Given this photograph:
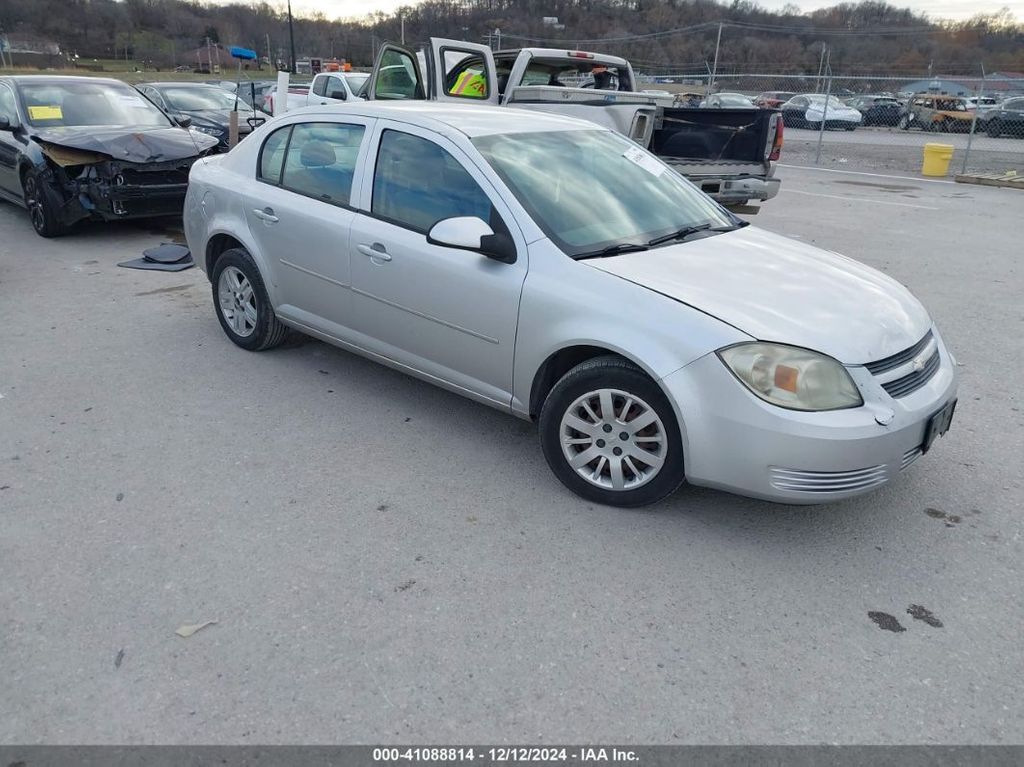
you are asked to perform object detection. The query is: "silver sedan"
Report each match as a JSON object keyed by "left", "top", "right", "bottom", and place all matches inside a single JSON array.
[{"left": 183, "top": 102, "right": 957, "bottom": 506}]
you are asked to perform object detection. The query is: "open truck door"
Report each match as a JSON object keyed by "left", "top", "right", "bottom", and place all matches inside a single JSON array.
[
  {"left": 367, "top": 39, "right": 498, "bottom": 105},
  {"left": 426, "top": 38, "right": 499, "bottom": 106},
  {"left": 367, "top": 43, "right": 427, "bottom": 101}
]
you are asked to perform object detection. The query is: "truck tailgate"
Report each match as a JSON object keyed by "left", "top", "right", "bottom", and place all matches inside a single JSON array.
[{"left": 652, "top": 107, "right": 777, "bottom": 164}]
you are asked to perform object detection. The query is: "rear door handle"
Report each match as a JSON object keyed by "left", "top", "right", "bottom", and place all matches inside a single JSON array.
[
  {"left": 357, "top": 242, "right": 391, "bottom": 262},
  {"left": 252, "top": 207, "right": 278, "bottom": 223}
]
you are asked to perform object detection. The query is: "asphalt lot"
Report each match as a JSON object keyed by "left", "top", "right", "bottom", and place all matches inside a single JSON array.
[{"left": 1, "top": 165, "right": 1022, "bottom": 744}]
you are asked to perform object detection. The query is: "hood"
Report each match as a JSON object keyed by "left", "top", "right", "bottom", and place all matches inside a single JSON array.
[
  {"left": 32, "top": 125, "right": 218, "bottom": 163},
  {"left": 181, "top": 108, "right": 269, "bottom": 133},
  {"left": 584, "top": 226, "right": 931, "bottom": 364},
  {"left": 807, "top": 104, "right": 861, "bottom": 120}
]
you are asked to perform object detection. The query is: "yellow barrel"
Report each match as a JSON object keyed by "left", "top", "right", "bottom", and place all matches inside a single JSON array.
[{"left": 922, "top": 143, "right": 954, "bottom": 177}]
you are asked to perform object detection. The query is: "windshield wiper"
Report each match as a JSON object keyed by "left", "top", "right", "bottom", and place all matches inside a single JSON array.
[
  {"left": 646, "top": 221, "right": 748, "bottom": 247},
  {"left": 573, "top": 242, "right": 649, "bottom": 260}
]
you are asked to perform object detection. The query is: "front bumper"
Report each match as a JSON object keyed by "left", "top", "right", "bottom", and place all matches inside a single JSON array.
[
  {"left": 84, "top": 182, "right": 189, "bottom": 220},
  {"left": 51, "top": 158, "right": 198, "bottom": 224},
  {"left": 661, "top": 327, "right": 958, "bottom": 504}
]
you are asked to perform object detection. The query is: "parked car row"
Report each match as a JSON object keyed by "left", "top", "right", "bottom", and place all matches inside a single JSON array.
[{"left": 0, "top": 75, "right": 218, "bottom": 236}]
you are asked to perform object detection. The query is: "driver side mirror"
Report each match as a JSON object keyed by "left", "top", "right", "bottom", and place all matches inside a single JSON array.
[
  {"left": 175, "top": 115, "right": 192, "bottom": 128},
  {"left": 0, "top": 116, "right": 14, "bottom": 131},
  {"left": 427, "top": 216, "right": 517, "bottom": 264}
]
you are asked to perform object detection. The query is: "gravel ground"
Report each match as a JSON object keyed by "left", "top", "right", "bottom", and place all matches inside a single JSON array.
[{"left": 782, "top": 127, "right": 1024, "bottom": 176}]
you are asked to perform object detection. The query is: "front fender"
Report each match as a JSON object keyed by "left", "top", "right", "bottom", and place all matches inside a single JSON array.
[{"left": 511, "top": 239, "right": 750, "bottom": 414}]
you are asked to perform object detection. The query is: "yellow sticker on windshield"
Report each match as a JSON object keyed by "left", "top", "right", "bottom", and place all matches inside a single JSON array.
[{"left": 28, "top": 105, "right": 63, "bottom": 120}]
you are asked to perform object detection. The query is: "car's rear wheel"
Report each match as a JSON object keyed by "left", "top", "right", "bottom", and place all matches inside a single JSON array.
[
  {"left": 898, "top": 115, "right": 911, "bottom": 130},
  {"left": 211, "top": 247, "right": 288, "bottom": 351},
  {"left": 22, "top": 168, "right": 67, "bottom": 238},
  {"left": 539, "top": 356, "right": 685, "bottom": 507}
]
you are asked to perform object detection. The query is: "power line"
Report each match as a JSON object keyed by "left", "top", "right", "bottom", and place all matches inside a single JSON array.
[{"left": 501, "top": 19, "right": 991, "bottom": 46}]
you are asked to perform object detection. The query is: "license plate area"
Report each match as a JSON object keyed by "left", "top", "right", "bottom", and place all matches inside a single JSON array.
[{"left": 922, "top": 399, "right": 956, "bottom": 454}]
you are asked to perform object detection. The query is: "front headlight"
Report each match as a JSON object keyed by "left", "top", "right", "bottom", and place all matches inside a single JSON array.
[
  {"left": 192, "top": 125, "right": 223, "bottom": 137},
  {"left": 718, "top": 342, "right": 863, "bottom": 411}
]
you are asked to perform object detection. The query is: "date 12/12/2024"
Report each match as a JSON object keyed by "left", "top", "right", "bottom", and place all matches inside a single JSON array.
[{"left": 372, "top": 747, "right": 640, "bottom": 763}]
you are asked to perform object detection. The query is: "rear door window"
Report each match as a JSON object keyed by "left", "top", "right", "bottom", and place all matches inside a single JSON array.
[
  {"left": 280, "top": 122, "right": 365, "bottom": 207},
  {"left": 258, "top": 126, "right": 291, "bottom": 183}
]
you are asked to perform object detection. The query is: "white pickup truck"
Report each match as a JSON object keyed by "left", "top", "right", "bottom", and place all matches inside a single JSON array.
[
  {"left": 363, "top": 38, "right": 784, "bottom": 209},
  {"left": 266, "top": 71, "right": 371, "bottom": 113}
]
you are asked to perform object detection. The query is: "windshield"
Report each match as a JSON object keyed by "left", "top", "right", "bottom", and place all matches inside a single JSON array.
[
  {"left": 344, "top": 73, "right": 369, "bottom": 90},
  {"left": 474, "top": 129, "right": 733, "bottom": 258},
  {"left": 158, "top": 86, "right": 243, "bottom": 111},
  {"left": 18, "top": 80, "right": 172, "bottom": 128},
  {"left": 718, "top": 94, "right": 752, "bottom": 106}
]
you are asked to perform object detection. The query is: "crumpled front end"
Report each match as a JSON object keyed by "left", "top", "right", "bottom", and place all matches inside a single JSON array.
[{"left": 38, "top": 142, "right": 205, "bottom": 225}]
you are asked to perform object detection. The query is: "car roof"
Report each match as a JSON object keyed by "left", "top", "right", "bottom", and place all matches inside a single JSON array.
[
  {"left": 286, "top": 101, "right": 601, "bottom": 137},
  {"left": 1, "top": 75, "right": 130, "bottom": 87},
  {"left": 143, "top": 82, "right": 223, "bottom": 88}
]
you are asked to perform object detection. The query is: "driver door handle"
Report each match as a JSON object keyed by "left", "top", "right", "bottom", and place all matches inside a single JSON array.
[
  {"left": 357, "top": 242, "right": 391, "bottom": 262},
  {"left": 252, "top": 207, "right": 278, "bottom": 223}
]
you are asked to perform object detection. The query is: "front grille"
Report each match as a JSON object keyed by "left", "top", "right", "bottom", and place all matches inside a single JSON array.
[
  {"left": 881, "top": 351, "right": 941, "bottom": 398},
  {"left": 864, "top": 331, "right": 941, "bottom": 399},
  {"left": 901, "top": 447, "right": 923, "bottom": 471},
  {"left": 118, "top": 166, "right": 191, "bottom": 186},
  {"left": 769, "top": 465, "right": 888, "bottom": 493},
  {"left": 865, "top": 331, "right": 933, "bottom": 375}
]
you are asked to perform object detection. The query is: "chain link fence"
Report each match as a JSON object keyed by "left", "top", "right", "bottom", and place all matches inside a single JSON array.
[{"left": 637, "top": 71, "right": 1024, "bottom": 178}]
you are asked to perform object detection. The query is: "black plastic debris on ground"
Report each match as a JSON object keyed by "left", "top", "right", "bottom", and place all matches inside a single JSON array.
[{"left": 118, "top": 243, "right": 193, "bottom": 272}]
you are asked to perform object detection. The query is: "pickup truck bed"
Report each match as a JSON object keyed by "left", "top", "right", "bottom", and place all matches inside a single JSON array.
[{"left": 652, "top": 108, "right": 782, "bottom": 205}]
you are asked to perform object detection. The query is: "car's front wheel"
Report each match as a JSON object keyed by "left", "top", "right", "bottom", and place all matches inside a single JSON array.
[
  {"left": 211, "top": 247, "right": 289, "bottom": 351},
  {"left": 22, "top": 168, "right": 68, "bottom": 238},
  {"left": 986, "top": 120, "right": 1002, "bottom": 138},
  {"left": 539, "top": 356, "right": 685, "bottom": 507}
]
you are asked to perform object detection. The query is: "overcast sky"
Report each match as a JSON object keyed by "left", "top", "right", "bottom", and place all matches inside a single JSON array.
[{"left": 271, "top": 0, "right": 1022, "bottom": 22}]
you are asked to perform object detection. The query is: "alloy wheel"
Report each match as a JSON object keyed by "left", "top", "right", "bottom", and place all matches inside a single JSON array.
[
  {"left": 559, "top": 388, "right": 667, "bottom": 492},
  {"left": 24, "top": 176, "right": 45, "bottom": 233},
  {"left": 217, "top": 265, "right": 257, "bottom": 338}
]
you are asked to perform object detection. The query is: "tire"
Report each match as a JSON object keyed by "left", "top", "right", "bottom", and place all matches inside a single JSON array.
[
  {"left": 22, "top": 167, "right": 68, "bottom": 238},
  {"left": 808, "top": 121, "right": 822, "bottom": 131},
  {"left": 845, "top": 124, "right": 856, "bottom": 131},
  {"left": 539, "top": 356, "right": 685, "bottom": 507},
  {"left": 986, "top": 120, "right": 1001, "bottom": 138},
  {"left": 898, "top": 115, "right": 910, "bottom": 131},
  {"left": 210, "top": 247, "right": 288, "bottom": 351}
]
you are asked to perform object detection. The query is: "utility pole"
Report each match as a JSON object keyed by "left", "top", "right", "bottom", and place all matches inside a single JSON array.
[
  {"left": 287, "top": 0, "right": 297, "bottom": 74},
  {"left": 266, "top": 33, "right": 272, "bottom": 70},
  {"left": 816, "top": 42, "right": 826, "bottom": 91},
  {"left": 494, "top": 28, "right": 501, "bottom": 51},
  {"left": 401, "top": 14, "right": 405, "bottom": 45},
  {"left": 709, "top": 22, "right": 723, "bottom": 94}
]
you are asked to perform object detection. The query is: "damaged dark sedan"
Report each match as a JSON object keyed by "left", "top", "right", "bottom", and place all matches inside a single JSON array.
[{"left": 0, "top": 76, "right": 218, "bottom": 237}]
